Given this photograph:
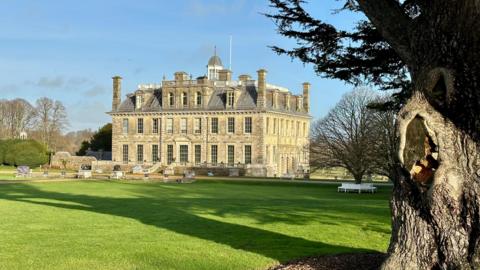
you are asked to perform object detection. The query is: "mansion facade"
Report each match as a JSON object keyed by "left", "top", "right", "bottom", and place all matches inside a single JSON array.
[{"left": 109, "top": 55, "right": 311, "bottom": 177}]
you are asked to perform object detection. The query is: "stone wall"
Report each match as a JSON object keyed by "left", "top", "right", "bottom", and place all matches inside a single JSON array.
[{"left": 51, "top": 152, "right": 97, "bottom": 170}]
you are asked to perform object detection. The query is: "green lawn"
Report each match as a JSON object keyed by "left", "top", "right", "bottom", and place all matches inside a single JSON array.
[{"left": 0, "top": 180, "right": 392, "bottom": 270}]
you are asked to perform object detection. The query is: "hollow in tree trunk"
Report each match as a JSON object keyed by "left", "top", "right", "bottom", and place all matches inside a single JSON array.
[{"left": 383, "top": 75, "right": 480, "bottom": 269}]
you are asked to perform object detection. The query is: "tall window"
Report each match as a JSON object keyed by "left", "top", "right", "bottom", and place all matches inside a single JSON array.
[
  {"left": 182, "top": 92, "right": 188, "bottom": 107},
  {"left": 211, "top": 118, "right": 218, "bottom": 134},
  {"left": 137, "top": 118, "right": 144, "bottom": 134},
  {"left": 137, "top": 144, "right": 143, "bottom": 163},
  {"left": 196, "top": 91, "right": 202, "bottom": 106},
  {"left": 122, "top": 145, "right": 128, "bottom": 164},
  {"left": 180, "top": 118, "right": 187, "bottom": 134},
  {"left": 122, "top": 119, "right": 129, "bottom": 134},
  {"left": 227, "top": 145, "right": 235, "bottom": 166},
  {"left": 169, "top": 93, "right": 174, "bottom": 106},
  {"left": 194, "top": 145, "right": 201, "bottom": 165},
  {"left": 136, "top": 95, "right": 143, "bottom": 109},
  {"left": 167, "top": 145, "right": 174, "bottom": 164},
  {"left": 194, "top": 118, "right": 202, "bottom": 134},
  {"left": 244, "top": 145, "right": 252, "bottom": 164},
  {"left": 211, "top": 145, "right": 218, "bottom": 165},
  {"left": 166, "top": 118, "right": 173, "bottom": 134},
  {"left": 179, "top": 145, "right": 188, "bottom": 163},
  {"left": 227, "top": 92, "right": 234, "bottom": 107},
  {"left": 227, "top": 117, "right": 235, "bottom": 133},
  {"left": 152, "top": 144, "right": 159, "bottom": 162},
  {"left": 274, "top": 118, "right": 277, "bottom": 134},
  {"left": 152, "top": 118, "right": 159, "bottom": 134},
  {"left": 303, "top": 122, "right": 307, "bottom": 137},
  {"left": 244, "top": 117, "right": 252, "bottom": 133}
]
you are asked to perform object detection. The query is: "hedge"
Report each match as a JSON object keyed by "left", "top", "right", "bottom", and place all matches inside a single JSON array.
[{"left": 0, "top": 139, "right": 48, "bottom": 167}]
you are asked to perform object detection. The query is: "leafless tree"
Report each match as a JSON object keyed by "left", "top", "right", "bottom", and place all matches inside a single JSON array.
[
  {"left": 0, "top": 99, "right": 35, "bottom": 139},
  {"left": 369, "top": 94, "right": 399, "bottom": 181},
  {"left": 311, "top": 88, "right": 380, "bottom": 183},
  {"left": 33, "top": 97, "right": 68, "bottom": 150}
]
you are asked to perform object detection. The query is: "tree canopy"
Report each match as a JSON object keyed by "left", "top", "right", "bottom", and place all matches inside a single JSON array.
[{"left": 76, "top": 123, "right": 112, "bottom": 156}]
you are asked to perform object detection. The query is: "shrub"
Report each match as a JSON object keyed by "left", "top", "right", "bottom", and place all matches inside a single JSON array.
[{"left": 0, "top": 139, "right": 48, "bottom": 167}]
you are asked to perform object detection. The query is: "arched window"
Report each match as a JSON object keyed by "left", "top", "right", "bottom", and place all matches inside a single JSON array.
[
  {"left": 168, "top": 93, "right": 174, "bottom": 106},
  {"left": 196, "top": 91, "right": 202, "bottom": 106},
  {"left": 182, "top": 92, "right": 188, "bottom": 106}
]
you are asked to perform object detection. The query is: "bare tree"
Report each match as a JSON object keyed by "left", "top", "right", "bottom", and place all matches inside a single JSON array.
[
  {"left": 311, "top": 88, "right": 379, "bottom": 183},
  {"left": 369, "top": 95, "right": 399, "bottom": 181},
  {"left": 33, "top": 97, "right": 68, "bottom": 150},
  {"left": 0, "top": 99, "right": 35, "bottom": 139}
]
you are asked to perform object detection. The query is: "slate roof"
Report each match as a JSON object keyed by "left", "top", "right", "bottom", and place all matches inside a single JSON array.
[{"left": 114, "top": 85, "right": 308, "bottom": 115}]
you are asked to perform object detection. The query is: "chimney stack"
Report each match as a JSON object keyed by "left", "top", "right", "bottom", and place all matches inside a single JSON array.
[
  {"left": 238, "top": 74, "right": 251, "bottom": 82},
  {"left": 218, "top": 69, "right": 232, "bottom": 81},
  {"left": 257, "top": 69, "right": 267, "bottom": 107},
  {"left": 302, "top": 82, "right": 310, "bottom": 113},
  {"left": 112, "top": 76, "right": 122, "bottom": 111}
]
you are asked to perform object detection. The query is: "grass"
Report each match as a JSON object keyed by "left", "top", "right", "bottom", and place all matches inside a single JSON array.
[{"left": 0, "top": 180, "right": 392, "bottom": 270}]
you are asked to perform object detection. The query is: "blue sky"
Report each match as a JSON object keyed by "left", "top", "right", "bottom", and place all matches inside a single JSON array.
[{"left": 0, "top": 0, "right": 361, "bottom": 131}]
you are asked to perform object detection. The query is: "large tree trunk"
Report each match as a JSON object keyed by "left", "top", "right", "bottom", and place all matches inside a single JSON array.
[{"left": 382, "top": 89, "right": 480, "bottom": 269}]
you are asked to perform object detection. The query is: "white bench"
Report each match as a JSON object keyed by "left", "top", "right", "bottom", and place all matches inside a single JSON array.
[
  {"left": 281, "top": 173, "right": 295, "bottom": 180},
  {"left": 338, "top": 183, "right": 377, "bottom": 193}
]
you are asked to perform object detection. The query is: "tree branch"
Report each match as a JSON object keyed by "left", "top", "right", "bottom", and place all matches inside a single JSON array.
[{"left": 356, "top": 0, "right": 415, "bottom": 66}]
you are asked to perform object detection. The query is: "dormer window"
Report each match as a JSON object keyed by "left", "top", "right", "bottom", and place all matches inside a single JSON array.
[
  {"left": 182, "top": 92, "right": 188, "bottom": 107},
  {"left": 168, "top": 93, "right": 174, "bottom": 106},
  {"left": 135, "top": 95, "right": 143, "bottom": 109},
  {"left": 227, "top": 91, "right": 234, "bottom": 108},
  {"left": 196, "top": 91, "right": 202, "bottom": 106},
  {"left": 297, "top": 97, "right": 303, "bottom": 111}
]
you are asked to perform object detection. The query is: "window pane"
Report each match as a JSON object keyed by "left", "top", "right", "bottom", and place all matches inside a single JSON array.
[
  {"left": 195, "top": 145, "right": 201, "bottom": 165},
  {"left": 228, "top": 145, "right": 234, "bottom": 166},
  {"left": 167, "top": 145, "right": 174, "bottom": 164},
  {"left": 122, "top": 145, "right": 129, "bottom": 164},
  {"left": 227, "top": 92, "right": 234, "bottom": 107},
  {"left": 244, "top": 145, "right": 252, "bottom": 164},
  {"left": 166, "top": 118, "right": 173, "bottom": 133},
  {"left": 182, "top": 92, "right": 188, "bottom": 106},
  {"left": 137, "top": 118, "right": 144, "bottom": 133},
  {"left": 196, "top": 92, "right": 202, "bottom": 105},
  {"left": 136, "top": 95, "right": 142, "bottom": 109},
  {"left": 180, "top": 145, "right": 188, "bottom": 163},
  {"left": 137, "top": 144, "right": 143, "bottom": 163},
  {"left": 244, "top": 117, "right": 252, "bottom": 133},
  {"left": 211, "top": 118, "right": 218, "bottom": 133},
  {"left": 211, "top": 145, "right": 218, "bottom": 165},
  {"left": 181, "top": 118, "right": 187, "bottom": 134},
  {"left": 195, "top": 118, "right": 202, "bottom": 134},
  {"left": 122, "top": 119, "right": 129, "bottom": 134},
  {"left": 228, "top": 117, "right": 235, "bottom": 133},
  {"left": 153, "top": 118, "right": 159, "bottom": 133},
  {"left": 152, "top": 144, "right": 159, "bottom": 162}
]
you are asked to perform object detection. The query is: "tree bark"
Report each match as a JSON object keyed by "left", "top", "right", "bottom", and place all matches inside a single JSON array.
[{"left": 382, "top": 89, "right": 480, "bottom": 269}]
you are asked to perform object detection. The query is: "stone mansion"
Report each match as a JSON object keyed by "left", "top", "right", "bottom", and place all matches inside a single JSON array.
[{"left": 109, "top": 55, "right": 310, "bottom": 177}]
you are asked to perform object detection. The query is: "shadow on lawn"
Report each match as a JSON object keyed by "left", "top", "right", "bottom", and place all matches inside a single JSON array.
[{"left": 0, "top": 183, "right": 381, "bottom": 262}]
